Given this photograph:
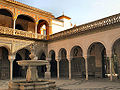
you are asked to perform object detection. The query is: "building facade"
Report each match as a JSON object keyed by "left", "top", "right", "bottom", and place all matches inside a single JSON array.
[{"left": 0, "top": 0, "right": 120, "bottom": 81}]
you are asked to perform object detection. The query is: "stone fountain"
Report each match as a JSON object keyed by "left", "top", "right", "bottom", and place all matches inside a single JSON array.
[{"left": 8, "top": 44, "right": 56, "bottom": 90}]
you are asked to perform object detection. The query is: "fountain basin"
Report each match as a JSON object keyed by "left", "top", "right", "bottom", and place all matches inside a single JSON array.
[
  {"left": 9, "top": 80, "right": 56, "bottom": 90},
  {"left": 17, "top": 60, "right": 48, "bottom": 66}
]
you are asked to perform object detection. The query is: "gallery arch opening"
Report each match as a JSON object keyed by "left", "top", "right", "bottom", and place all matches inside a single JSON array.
[
  {"left": 70, "top": 46, "right": 85, "bottom": 78},
  {"left": 13, "top": 49, "right": 31, "bottom": 78},
  {"left": 49, "top": 50, "right": 57, "bottom": 78},
  {"left": 112, "top": 38, "right": 120, "bottom": 79},
  {"left": 16, "top": 14, "right": 35, "bottom": 32},
  {"left": 87, "top": 42, "right": 108, "bottom": 78},
  {"left": 59, "top": 48, "right": 69, "bottom": 78},
  {"left": 0, "top": 47, "right": 10, "bottom": 80},
  {"left": 0, "top": 9, "right": 13, "bottom": 28}
]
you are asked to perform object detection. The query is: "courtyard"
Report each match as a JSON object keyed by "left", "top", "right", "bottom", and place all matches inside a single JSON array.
[{"left": 0, "top": 78, "right": 120, "bottom": 90}]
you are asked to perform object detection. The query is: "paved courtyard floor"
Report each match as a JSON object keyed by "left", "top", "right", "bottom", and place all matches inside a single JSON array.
[{"left": 0, "top": 78, "right": 120, "bottom": 90}]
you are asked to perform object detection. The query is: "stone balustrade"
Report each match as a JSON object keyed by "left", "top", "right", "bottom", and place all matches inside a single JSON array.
[
  {"left": 0, "top": 26, "right": 46, "bottom": 40},
  {"left": 49, "top": 13, "right": 120, "bottom": 40}
]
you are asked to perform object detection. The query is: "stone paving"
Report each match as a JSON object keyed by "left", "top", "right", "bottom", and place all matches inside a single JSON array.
[{"left": 0, "top": 78, "right": 120, "bottom": 90}]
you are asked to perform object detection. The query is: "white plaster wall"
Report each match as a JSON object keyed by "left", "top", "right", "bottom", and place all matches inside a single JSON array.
[
  {"left": 52, "top": 19, "right": 72, "bottom": 34},
  {"left": 52, "top": 19, "right": 64, "bottom": 34}
]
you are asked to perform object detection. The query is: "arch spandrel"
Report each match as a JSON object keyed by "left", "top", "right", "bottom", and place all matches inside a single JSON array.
[
  {"left": 12, "top": 41, "right": 34, "bottom": 55},
  {"left": 37, "top": 17, "right": 50, "bottom": 25},
  {"left": 16, "top": 9, "right": 36, "bottom": 22}
]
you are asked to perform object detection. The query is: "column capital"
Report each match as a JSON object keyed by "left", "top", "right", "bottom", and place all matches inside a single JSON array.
[
  {"left": 13, "top": 15, "right": 17, "bottom": 20},
  {"left": 35, "top": 21, "right": 39, "bottom": 25},
  {"left": 8, "top": 55, "right": 15, "bottom": 62},
  {"left": 68, "top": 60, "right": 71, "bottom": 62},
  {"left": 83, "top": 55, "right": 87, "bottom": 60},
  {"left": 106, "top": 49, "right": 112, "bottom": 57}
]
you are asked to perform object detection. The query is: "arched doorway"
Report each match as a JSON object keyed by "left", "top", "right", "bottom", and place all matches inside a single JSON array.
[
  {"left": 112, "top": 38, "right": 120, "bottom": 79},
  {"left": 16, "top": 15, "right": 35, "bottom": 32},
  {"left": 13, "top": 49, "right": 31, "bottom": 78},
  {"left": 59, "top": 48, "right": 69, "bottom": 78},
  {"left": 37, "top": 52, "right": 46, "bottom": 78},
  {"left": 70, "top": 46, "right": 85, "bottom": 79},
  {"left": 37, "top": 20, "right": 49, "bottom": 35},
  {"left": 87, "top": 42, "right": 107, "bottom": 78},
  {"left": 49, "top": 50, "right": 57, "bottom": 78},
  {"left": 0, "top": 9, "right": 13, "bottom": 28},
  {"left": 0, "top": 47, "right": 10, "bottom": 80}
]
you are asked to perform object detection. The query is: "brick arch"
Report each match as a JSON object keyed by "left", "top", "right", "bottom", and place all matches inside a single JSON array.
[
  {"left": 0, "top": 7, "right": 14, "bottom": 17},
  {"left": 16, "top": 9, "right": 36, "bottom": 21},
  {"left": 17, "top": 14, "right": 35, "bottom": 22},
  {"left": 37, "top": 19, "right": 49, "bottom": 35}
]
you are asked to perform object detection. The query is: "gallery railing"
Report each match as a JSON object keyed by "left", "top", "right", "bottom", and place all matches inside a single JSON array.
[
  {"left": 49, "top": 13, "right": 120, "bottom": 40},
  {"left": 0, "top": 26, "right": 46, "bottom": 40}
]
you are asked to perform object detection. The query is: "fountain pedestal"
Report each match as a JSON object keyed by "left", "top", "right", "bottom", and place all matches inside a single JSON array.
[{"left": 26, "top": 67, "right": 38, "bottom": 81}]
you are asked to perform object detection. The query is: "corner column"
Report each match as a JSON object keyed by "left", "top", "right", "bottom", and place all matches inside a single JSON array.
[
  {"left": 84, "top": 56, "right": 88, "bottom": 80},
  {"left": 9, "top": 55, "right": 15, "bottom": 81}
]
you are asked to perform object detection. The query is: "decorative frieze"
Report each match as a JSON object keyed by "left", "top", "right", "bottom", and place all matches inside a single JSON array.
[{"left": 49, "top": 13, "right": 120, "bottom": 40}]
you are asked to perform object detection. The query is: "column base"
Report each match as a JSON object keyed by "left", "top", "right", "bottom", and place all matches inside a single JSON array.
[{"left": 45, "top": 72, "right": 51, "bottom": 79}]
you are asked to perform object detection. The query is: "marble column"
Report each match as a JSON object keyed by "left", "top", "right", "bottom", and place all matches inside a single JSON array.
[
  {"left": 9, "top": 55, "right": 15, "bottom": 81},
  {"left": 106, "top": 50, "right": 112, "bottom": 81},
  {"left": 35, "top": 21, "right": 38, "bottom": 38},
  {"left": 69, "top": 60, "right": 71, "bottom": 79},
  {"left": 109, "top": 57, "right": 113, "bottom": 81},
  {"left": 84, "top": 56, "right": 88, "bottom": 80},
  {"left": 13, "top": 19, "right": 16, "bottom": 35},
  {"left": 57, "top": 60, "right": 60, "bottom": 79}
]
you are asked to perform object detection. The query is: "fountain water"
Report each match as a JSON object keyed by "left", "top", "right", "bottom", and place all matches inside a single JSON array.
[{"left": 8, "top": 44, "right": 56, "bottom": 90}]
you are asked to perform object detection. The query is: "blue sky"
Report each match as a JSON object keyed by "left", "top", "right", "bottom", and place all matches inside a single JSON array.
[{"left": 16, "top": 0, "right": 120, "bottom": 25}]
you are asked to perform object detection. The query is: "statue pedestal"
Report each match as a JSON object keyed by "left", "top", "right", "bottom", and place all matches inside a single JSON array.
[{"left": 45, "top": 72, "right": 51, "bottom": 79}]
